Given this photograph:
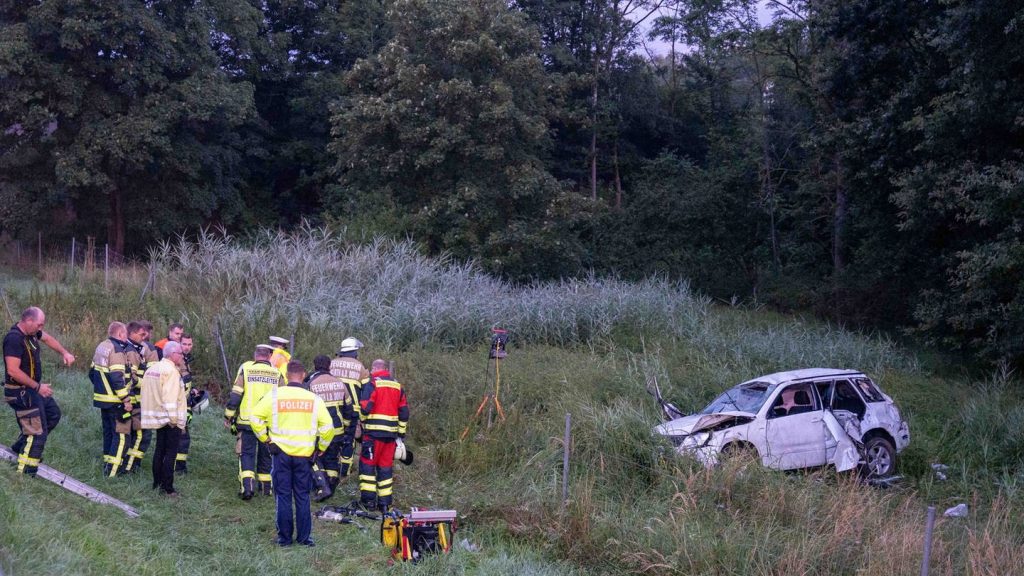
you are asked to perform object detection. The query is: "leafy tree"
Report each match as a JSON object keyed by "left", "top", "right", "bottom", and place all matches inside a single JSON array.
[
  {"left": 329, "top": 0, "right": 570, "bottom": 277},
  {"left": 0, "top": 0, "right": 255, "bottom": 253}
]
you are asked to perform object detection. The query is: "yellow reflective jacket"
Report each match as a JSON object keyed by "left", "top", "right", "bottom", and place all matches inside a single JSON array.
[
  {"left": 224, "top": 360, "right": 285, "bottom": 429},
  {"left": 250, "top": 384, "right": 334, "bottom": 457},
  {"left": 269, "top": 348, "right": 291, "bottom": 378}
]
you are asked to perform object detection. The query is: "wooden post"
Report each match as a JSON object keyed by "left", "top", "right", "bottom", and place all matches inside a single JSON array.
[
  {"left": 38, "top": 232, "right": 42, "bottom": 270},
  {"left": 85, "top": 236, "right": 95, "bottom": 273},
  {"left": 215, "top": 319, "right": 232, "bottom": 385},
  {"left": 104, "top": 244, "right": 109, "bottom": 290},
  {"left": 921, "top": 506, "right": 936, "bottom": 576},
  {"left": 562, "top": 412, "right": 571, "bottom": 508}
]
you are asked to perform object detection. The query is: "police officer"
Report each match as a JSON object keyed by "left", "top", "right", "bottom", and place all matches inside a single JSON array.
[
  {"left": 3, "top": 307, "right": 76, "bottom": 476},
  {"left": 268, "top": 336, "right": 291, "bottom": 378},
  {"left": 358, "top": 359, "right": 409, "bottom": 512},
  {"left": 329, "top": 337, "right": 370, "bottom": 477},
  {"left": 225, "top": 344, "right": 285, "bottom": 499},
  {"left": 250, "top": 360, "right": 334, "bottom": 547},
  {"left": 305, "top": 355, "right": 356, "bottom": 499},
  {"left": 88, "top": 321, "right": 134, "bottom": 476}
]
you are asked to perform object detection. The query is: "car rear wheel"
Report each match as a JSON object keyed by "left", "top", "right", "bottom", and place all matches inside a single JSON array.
[{"left": 861, "top": 436, "right": 896, "bottom": 478}]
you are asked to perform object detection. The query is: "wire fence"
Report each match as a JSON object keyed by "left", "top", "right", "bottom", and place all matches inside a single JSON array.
[{"left": 1, "top": 234, "right": 143, "bottom": 288}]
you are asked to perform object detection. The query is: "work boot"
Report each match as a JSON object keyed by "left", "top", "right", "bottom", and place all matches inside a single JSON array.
[
  {"left": 175, "top": 462, "right": 188, "bottom": 475},
  {"left": 241, "top": 489, "right": 254, "bottom": 501}
]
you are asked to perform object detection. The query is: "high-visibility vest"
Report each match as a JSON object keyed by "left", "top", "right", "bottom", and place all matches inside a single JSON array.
[
  {"left": 250, "top": 385, "right": 334, "bottom": 457},
  {"left": 307, "top": 371, "right": 355, "bottom": 435},
  {"left": 89, "top": 338, "right": 132, "bottom": 408},
  {"left": 269, "top": 348, "right": 291, "bottom": 378},
  {"left": 225, "top": 360, "right": 284, "bottom": 429}
]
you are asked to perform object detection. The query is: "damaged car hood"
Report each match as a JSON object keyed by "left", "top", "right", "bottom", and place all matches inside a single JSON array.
[{"left": 655, "top": 411, "right": 756, "bottom": 437}]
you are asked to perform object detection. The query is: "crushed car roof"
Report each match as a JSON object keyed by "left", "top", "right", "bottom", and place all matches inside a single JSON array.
[{"left": 741, "top": 368, "right": 863, "bottom": 386}]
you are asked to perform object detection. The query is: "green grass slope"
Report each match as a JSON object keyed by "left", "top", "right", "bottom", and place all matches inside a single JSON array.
[{"left": 2, "top": 233, "right": 1023, "bottom": 575}]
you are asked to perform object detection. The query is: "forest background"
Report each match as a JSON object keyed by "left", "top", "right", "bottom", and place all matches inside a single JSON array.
[{"left": 2, "top": 0, "right": 1022, "bottom": 366}]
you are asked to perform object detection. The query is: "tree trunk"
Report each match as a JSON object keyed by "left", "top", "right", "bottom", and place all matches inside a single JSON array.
[
  {"left": 590, "top": 80, "right": 599, "bottom": 202},
  {"left": 613, "top": 139, "right": 623, "bottom": 210},
  {"left": 832, "top": 153, "right": 847, "bottom": 318},
  {"left": 108, "top": 185, "right": 126, "bottom": 256}
]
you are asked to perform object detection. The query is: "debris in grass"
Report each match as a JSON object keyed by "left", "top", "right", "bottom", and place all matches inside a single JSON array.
[
  {"left": 944, "top": 503, "right": 968, "bottom": 517},
  {"left": 931, "top": 463, "right": 949, "bottom": 481},
  {"left": 460, "top": 539, "right": 480, "bottom": 552}
]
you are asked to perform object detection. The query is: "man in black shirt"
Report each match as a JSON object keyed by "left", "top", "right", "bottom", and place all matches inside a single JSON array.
[{"left": 3, "top": 306, "right": 76, "bottom": 475}]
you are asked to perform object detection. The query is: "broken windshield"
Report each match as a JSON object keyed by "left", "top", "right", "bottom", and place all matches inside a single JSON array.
[{"left": 700, "top": 381, "right": 777, "bottom": 414}]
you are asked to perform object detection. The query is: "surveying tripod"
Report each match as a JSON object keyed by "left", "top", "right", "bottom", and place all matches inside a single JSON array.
[{"left": 460, "top": 331, "right": 508, "bottom": 440}]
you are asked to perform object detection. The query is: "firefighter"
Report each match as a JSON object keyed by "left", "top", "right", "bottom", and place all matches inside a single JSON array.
[
  {"left": 329, "top": 337, "right": 370, "bottom": 477},
  {"left": 268, "top": 336, "right": 291, "bottom": 378},
  {"left": 358, "top": 359, "right": 409, "bottom": 512},
  {"left": 305, "top": 355, "right": 356, "bottom": 499},
  {"left": 175, "top": 333, "right": 196, "bottom": 474},
  {"left": 225, "top": 344, "right": 285, "bottom": 499},
  {"left": 122, "top": 321, "right": 157, "bottom": 473},
  {"left": 3, "top": 307, "right": 76, "bottom": 476},
  {"left": 88, "top": 321, "right": 134, "bottom": 476},
  {"left": 140, "top": 340, "right": 188, "bottom": 496},
  {"left": 251, "top": 360, "right": 334, "bottom": 547},
  {"left": 154, "top": 322, "right": 184, "bottom": 359}
]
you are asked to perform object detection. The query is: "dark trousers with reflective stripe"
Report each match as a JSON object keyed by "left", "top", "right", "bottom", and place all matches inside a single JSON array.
[
  {"left": 272, "top": 451, "right": 313, "bottom": 545},
  {"left": 7, "top": 387, "right": 61, "bottom": 475},
  {"left": 359, "top": 438, "right": 396, "bottom": 509},
  {"left": 176, "top": 423, "right": 191, "bottom": 472},
  {"left": 338, "top": 423, "right": 356, "bottom": 477},
  {"left": 100, "top": 407, "right": 120, "bottom": 467},
  {"left": 239, "top": 430, "right": 272, "bottom": 494}
]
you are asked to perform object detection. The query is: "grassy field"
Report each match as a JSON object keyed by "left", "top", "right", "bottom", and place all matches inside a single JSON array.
[{"left": 1, "top": 230, "right": 1022, "bottom": 575}]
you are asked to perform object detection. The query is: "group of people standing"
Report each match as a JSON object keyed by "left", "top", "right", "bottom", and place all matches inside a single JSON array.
[
  {"left": 4, "top": 306, "right": 411, "bottom": 548},
  {"left": 226, "top": 336, "right": 411, "bottom": 546}
]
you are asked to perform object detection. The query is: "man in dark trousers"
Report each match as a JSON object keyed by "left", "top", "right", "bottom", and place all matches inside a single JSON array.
[
  {"left": 250, "top": 360, "right": 334, "bottom": 547},
  {"left": 3, "top": 306, "right": 76, "bottom": 475},
  {"left": 141, "top": 341, "right": 188, "bottom": 496}
]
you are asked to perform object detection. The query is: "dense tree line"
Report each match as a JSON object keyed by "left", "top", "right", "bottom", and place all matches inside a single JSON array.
[{"left": 2, "top": 0, "right": 1022, "bottom": 364}]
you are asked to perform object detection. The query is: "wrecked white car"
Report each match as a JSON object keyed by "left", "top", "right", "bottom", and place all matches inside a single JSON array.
[{"left": 653, "top": 368, "right": 910, "bottom": 478}]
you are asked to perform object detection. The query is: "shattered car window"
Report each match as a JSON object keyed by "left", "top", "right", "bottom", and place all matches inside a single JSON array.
[
  {"left": 701, "top": 381, "right": 777, "bottom": 414},
  {"left": 854, "top": 377, "right": 886, "bottom": 402}
]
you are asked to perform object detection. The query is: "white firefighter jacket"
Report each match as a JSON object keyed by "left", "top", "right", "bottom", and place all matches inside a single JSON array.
[{"left": 140, "top": 358, "right": 188, "bottom": 430}]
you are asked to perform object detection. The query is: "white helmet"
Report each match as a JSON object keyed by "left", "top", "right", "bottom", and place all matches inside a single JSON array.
[
  {"left": 395, "top": 439, "right": 414, "bottom": 466},
  {"left": 338, "top": 337, "right": 364, "bottom": 353}
]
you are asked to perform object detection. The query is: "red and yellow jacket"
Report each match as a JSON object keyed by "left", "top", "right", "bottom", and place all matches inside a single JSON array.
[{"left": 360, "top": 370, "right": 409, "bottom": 440}]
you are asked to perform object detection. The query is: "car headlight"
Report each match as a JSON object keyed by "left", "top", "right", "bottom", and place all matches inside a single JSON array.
[{"left": 681, "top": 432, "right": 712, "bottom": 448}]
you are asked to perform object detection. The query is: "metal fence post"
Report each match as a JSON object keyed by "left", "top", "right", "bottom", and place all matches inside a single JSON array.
[
  {"left": 921, "top": 505, "right": 936, "bottom": 576},
  {"left": 70, "top": 237, "right": 76, "bottom": 271},
  {"left": 562, "top": 412, "right": 571, "bottom": 508}
]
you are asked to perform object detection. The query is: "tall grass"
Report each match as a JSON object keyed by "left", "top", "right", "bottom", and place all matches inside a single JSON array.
[{"left": 1, "top": 227, "right": 1014, "bottom": 575}]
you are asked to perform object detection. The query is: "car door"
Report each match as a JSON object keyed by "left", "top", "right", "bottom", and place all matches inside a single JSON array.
[{"left": 763, "top": 383, "right": 828, "bottom": 470}]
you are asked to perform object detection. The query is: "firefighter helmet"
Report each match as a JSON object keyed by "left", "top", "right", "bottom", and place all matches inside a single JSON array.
[
  {"left": 338, "top": 337, "right": 364, "bottom": 353},
  {"left": 395, "top": 438, "right": 414, "bottom": 466}
]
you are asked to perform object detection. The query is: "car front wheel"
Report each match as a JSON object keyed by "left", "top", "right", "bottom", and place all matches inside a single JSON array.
[{"left": 861, "top": 435, "right": 896, "bottom": 478}]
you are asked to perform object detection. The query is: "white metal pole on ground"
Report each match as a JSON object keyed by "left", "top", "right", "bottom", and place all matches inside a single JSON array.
[
  {"left": 921, "top": 505, "right": 936, "bottom": 576},
  {"left": 562, "top": 412, "right": 571, "bottom": 507}
]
